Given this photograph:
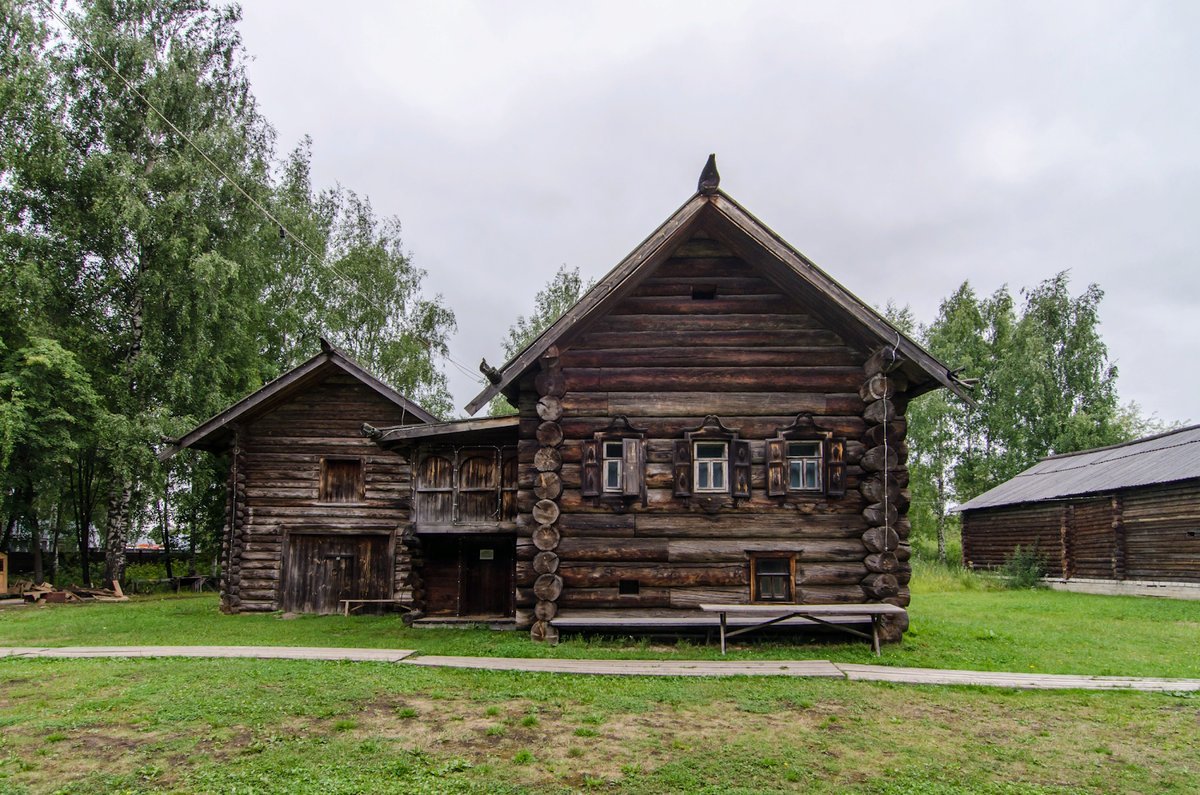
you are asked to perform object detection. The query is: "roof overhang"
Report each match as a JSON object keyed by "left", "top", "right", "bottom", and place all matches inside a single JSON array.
[{"left": 366, "top": 415, "right": 520, "bottom": 449}]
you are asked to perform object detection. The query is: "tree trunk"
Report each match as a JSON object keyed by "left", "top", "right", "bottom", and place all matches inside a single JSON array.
[
  {"left": 105, "top": 483, "right": 132, "bottom": 584},
  {"left": 71, "top": 450, "right": 98, "bottom": 587},
  {"left": 935, "top": 474, "right": 947, "bottom": 565},
  {"left": 160, "top": 494, "right": 174, "bottom": 581},
  {"left": 30, "top": 502, "right": 43, "bottom": 586},
  {"left": 0, "top": 511, "right": 15, "bottom": 553},
  {"left": 49, "top": 503, "right": 65, "bottom": 584}
]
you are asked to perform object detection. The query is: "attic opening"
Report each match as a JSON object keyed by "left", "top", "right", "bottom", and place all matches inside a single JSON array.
[{"left": 691, "top": 285, "right": 717, "bottom": 300}]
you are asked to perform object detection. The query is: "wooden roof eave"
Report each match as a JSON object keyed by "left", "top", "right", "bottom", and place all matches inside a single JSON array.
[
  {"left": 704, "top": 193, "right": 975, "bottom": 405},
  {"left": 162, "top": 349, "right": 437, "bottom": 461},
  {"left": 368, "top": 415, "right": 520, "bottom": 450},
  {"left": 463, "top": 192, "right": 711, "bottom": 415}
]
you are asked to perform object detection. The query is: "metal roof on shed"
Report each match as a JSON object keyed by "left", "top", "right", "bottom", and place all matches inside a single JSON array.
[{"left": 957, "top": 424, "right": 1200, "bottom": 512}]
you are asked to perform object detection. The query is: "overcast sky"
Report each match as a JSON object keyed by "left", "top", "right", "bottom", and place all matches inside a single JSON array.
[{"left": 237, "top": 1, "right": 1197, "bottom": 424}]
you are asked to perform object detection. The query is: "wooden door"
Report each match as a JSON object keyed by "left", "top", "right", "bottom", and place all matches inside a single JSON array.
[
  {"left": 282, "top": 534, "right": 390, "bottom": 614},
  {"left": 461, "top": 537, "right": 514, "bottom": 616}
]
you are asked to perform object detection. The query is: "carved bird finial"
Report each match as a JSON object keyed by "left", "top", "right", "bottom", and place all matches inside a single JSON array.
[
  {"left": 480, "top": 358, "right": 502, "bottom": 385},
  {"left": 698, "top": 153, "right": 720, "bottom": 195},
  {"left": 319, "top": 336, "right": 334, "bottom": 354}
]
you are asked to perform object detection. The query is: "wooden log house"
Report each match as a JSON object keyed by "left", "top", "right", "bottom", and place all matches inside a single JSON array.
[
  {"left": 174, "top": 159, "right": 973, "bottom": 644},
  {"left": 438, "top": 159, "right": 971, "bottom": 643},
  {"left": 166, "top": 340, "right": 435, "bottom": 614},
  {"left": 959, "top": 425, "right": 1200, "bottom": 587}
]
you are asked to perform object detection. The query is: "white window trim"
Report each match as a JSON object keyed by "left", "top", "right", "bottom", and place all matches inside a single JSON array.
[
  {"left": 693, "top": 441, "right": 729, "bottom": 493},
  {"left": 786, "top": 440, "right": 823, "bottom": 492},
  {"left": 602, "top": 440, "right": 624, "bottom": 493}
]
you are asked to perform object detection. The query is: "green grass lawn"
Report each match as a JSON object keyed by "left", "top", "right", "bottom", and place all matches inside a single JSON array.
[
  {"left": 1, "top": 578, "right": 1198, "bottom": 793},
  {"left": 2, "top": 577, "right": 1198, "bottom": 677}
]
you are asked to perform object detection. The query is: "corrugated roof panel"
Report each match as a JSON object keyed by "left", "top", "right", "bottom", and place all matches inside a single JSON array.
[{"left": 958, "top": 425, "right": 1200, "bottom": 511}]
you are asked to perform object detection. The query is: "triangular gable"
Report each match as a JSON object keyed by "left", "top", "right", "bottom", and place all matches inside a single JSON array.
[
  {"left": 164, "top": 343, "right": 437, "bottom": 458},
  {"left": 465, "top": 187, "right": 971, "bottom": 415}
]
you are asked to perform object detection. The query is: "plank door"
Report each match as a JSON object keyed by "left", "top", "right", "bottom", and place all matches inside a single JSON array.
[
  {"left": 282, "top": 534, "right": 390, "bottom": 614},
  {"left": 461, "top": 537, "right": 514, "bottom": 616}
]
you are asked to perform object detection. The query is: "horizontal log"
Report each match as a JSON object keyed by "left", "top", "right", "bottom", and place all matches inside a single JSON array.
[
  {"left": 566, "top": 348, "right": 861, "bottom": 373},
  {"left": 564, "top": 367, "right": 863, "bottom": 393},
  {"left": 558, "top": 563, "right": 748, "bottom": 588},
  {"left": 558, "top": 587, "right": 672, "bottom": 608},
  {"left": 558, "top": 538, "right": 670, "bottom": 562},
  {"left": 561, "top": 392, "right": 864, "bottom": 418},
  {"left": 667, "top": 538, "right": 866, "bottom": 564}
]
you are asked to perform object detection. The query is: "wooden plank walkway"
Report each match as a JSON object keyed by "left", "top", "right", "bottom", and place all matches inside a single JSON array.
[
  {"left": 3, "top": 647, "right": 1198, "bottom": 691},
  {"left": 838, "top": 664, "right": 1200, "bottom": 691},
  {"left": 404, "top": 656, "right": 844, "bottom": 677},
  {"left": 0, "top": 646, "right": 415, "bottom": 662}
]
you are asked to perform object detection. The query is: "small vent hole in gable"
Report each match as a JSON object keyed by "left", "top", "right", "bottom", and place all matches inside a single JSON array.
[
  {"left": 692, "top": 285, "right": 717, "bottom": 301},
  {"left": 618, "top": 579, "right": 640, "bottom": 596}
]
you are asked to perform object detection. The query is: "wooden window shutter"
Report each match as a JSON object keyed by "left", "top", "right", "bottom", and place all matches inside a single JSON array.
[
  {"left": 766, "top": 438, "right": 787, "bottom": 497},
  {"left": 826, "top": 437, "right": 846, "bottom": 497},
  {"left": 621, "top": 437, "right": 644, "bottom": 498},
  {"left": 581, "top": 440, "right": 601, "bottom": 497},
  {"left": 731, "top": 439, "right": 752, "bottom": 499},
  {"left": 673, "top": 440, "right": 693, "bottom": 497}
]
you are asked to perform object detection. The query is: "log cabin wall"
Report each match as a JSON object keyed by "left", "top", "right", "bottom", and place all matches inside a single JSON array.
[
  {"left": 961, "top": 479, "right": 1200, "bottom": 583},
  {"left": 960, "top": 503, "right": 1068, "bottom": 577},
  {"left": 511, "top": 232, "right": 915, "bottom": 641},
  {"left": 223, "top": 373, "right": 422, "bottom": 613}
]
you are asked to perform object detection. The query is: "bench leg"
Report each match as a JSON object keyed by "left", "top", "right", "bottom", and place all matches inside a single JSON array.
[
  {"left": 720, "top": 612, "right": 727, "bottom": 655},
  {"left": 871, "top": 616, "right": 881, "bottom": 656}
]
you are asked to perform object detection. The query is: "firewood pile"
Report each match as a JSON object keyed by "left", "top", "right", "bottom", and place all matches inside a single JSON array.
[{"left": 16, "top": 580, "right": 128, "bottom": 605}]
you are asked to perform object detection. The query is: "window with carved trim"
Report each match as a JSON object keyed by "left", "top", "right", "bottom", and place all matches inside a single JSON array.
[{"left": 581, "top": 417, "right": 647, "bottom": 501}]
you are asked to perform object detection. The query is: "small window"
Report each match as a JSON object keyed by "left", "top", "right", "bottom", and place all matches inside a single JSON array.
[
  {"left": 691, "top": 285, "right": 717, "bottom": 300},
  {"left": 752, "top": 555, "right": 794, "bottom": 603},
  {"left": 787, "top": 441, "right": 822, "bottom": 491},
  {"left": 320, "top": 458, "right": 364, "bottom": 503},
  {"left": 694, "top": 441, "right": 728, "bottom": 492},
  {"left": 618, "top": 579, "right": 640, "bottom": 596},
  {"left": 602, "top": 441, "right": 624, "bottom": 493}
]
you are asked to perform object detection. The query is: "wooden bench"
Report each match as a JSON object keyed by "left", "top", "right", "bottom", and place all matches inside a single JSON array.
[
  {"left": 699, "top": 603, "right": 907, "bottom": 656},
  {"left": 339, "top": 599, "right": 415, "bottom": 617}
]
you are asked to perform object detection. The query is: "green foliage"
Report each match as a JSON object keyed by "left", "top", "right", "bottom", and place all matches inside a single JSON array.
[
  {"left": 487, "top": 265, "right": 591, "bottom": 415},
  {"left": 1000, "top": 546, "right": 1047, "bottom": 590},
  {"left": 901, "top": 273, "right": 1157, "bottom": 565},
  {"left": 0, "top": 1, "right": 455, "bottom": 573}
]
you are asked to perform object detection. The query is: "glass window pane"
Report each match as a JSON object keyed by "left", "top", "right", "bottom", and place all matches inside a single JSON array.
[
  {"left": 788, "top": 441, "right": 820, "bottom": 458},
  {"left": 758, "top": 559, "right": 789, "bottom": 574},
  {"left": 789, "top": 461, "right": 801, "bottom": 489},
  {"left": 605, "top": 460, "right": 621, "bottom": 490},
  {"left": 712, "top": 462, "right": 725, "bottom": 489},
  {"left": 697, "top": 465, "right": 709, "bottom": 490},
  {"left": 696, "top": 442, "right": 726, "bottom": 459},
  {"left": 604, "top": 441, "right": 624, "bottom": 459}
]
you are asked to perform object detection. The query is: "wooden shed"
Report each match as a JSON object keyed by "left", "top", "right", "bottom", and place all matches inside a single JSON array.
[
  {"left": 168, "top": 340, "right": 435, "bottom": 614},
  {"left": 449, "top": 160, "right": 971, "bottom": 642},
  {"left": 959, "top": 425, "right": 1200, "bottom": 588}
]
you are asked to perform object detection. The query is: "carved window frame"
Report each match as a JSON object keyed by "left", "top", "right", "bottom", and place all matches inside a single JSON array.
[
  {"left": 581, "top": 416, "right": 647, "bottom": 505},
  {"left": 672, "top": 415, "right": 752, "bottom": 501},
  {"left": 766, "top": 414, "right": 846, "bottom": 499}
]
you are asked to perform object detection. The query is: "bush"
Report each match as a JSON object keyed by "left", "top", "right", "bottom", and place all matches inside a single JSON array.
[{"left": 1001, "top": 546, "right": 1046, "bottom": 590}]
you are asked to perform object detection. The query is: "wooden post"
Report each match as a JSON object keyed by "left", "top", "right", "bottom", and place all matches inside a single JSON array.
[{"left": 0, "top": 552, "right": 7, "bottom": 594}]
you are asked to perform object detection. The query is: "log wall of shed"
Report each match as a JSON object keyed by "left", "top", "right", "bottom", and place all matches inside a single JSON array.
[
  {"left": 222, "top": 373, "right": 421, "bottom": 613},
  {"left": 511, "top": 233, "right": 914, "bottom": 638},
  {"left": 961, "top": 479, "right": 1200, "bottom": 584}
]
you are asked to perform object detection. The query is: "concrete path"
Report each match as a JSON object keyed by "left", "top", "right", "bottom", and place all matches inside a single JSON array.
[{"left": 3, "top": 646, "right": 1199, "bottom": 691}]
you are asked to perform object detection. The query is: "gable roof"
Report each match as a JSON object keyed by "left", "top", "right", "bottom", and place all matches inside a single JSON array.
[
  {"left": 465, "top": 183, "right": 972, "bottom": 414},
  {"left": 958, "top": 424, "right": 1200, "bottom": 512},
  {"left": 163, "top": 341, "right": 437, "bottom": 458}
]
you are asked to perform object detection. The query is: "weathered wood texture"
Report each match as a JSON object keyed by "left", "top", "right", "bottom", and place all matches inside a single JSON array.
[
  {"left": 512, "top": 232, "right": 901, "bottom": 624},
  {"left": 961, "top": 503, "right": 1068, "bottom": 576},
  {"left": 961, "top": 480, "right": 1200, "bottom": 584},
  {"left": 224, "top": 373, "right": 421, "bottom": 613}
]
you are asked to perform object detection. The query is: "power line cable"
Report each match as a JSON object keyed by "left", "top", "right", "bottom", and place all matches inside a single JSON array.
[{"left": 41, "top": 1, "right": 487, "bottom": 386}]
